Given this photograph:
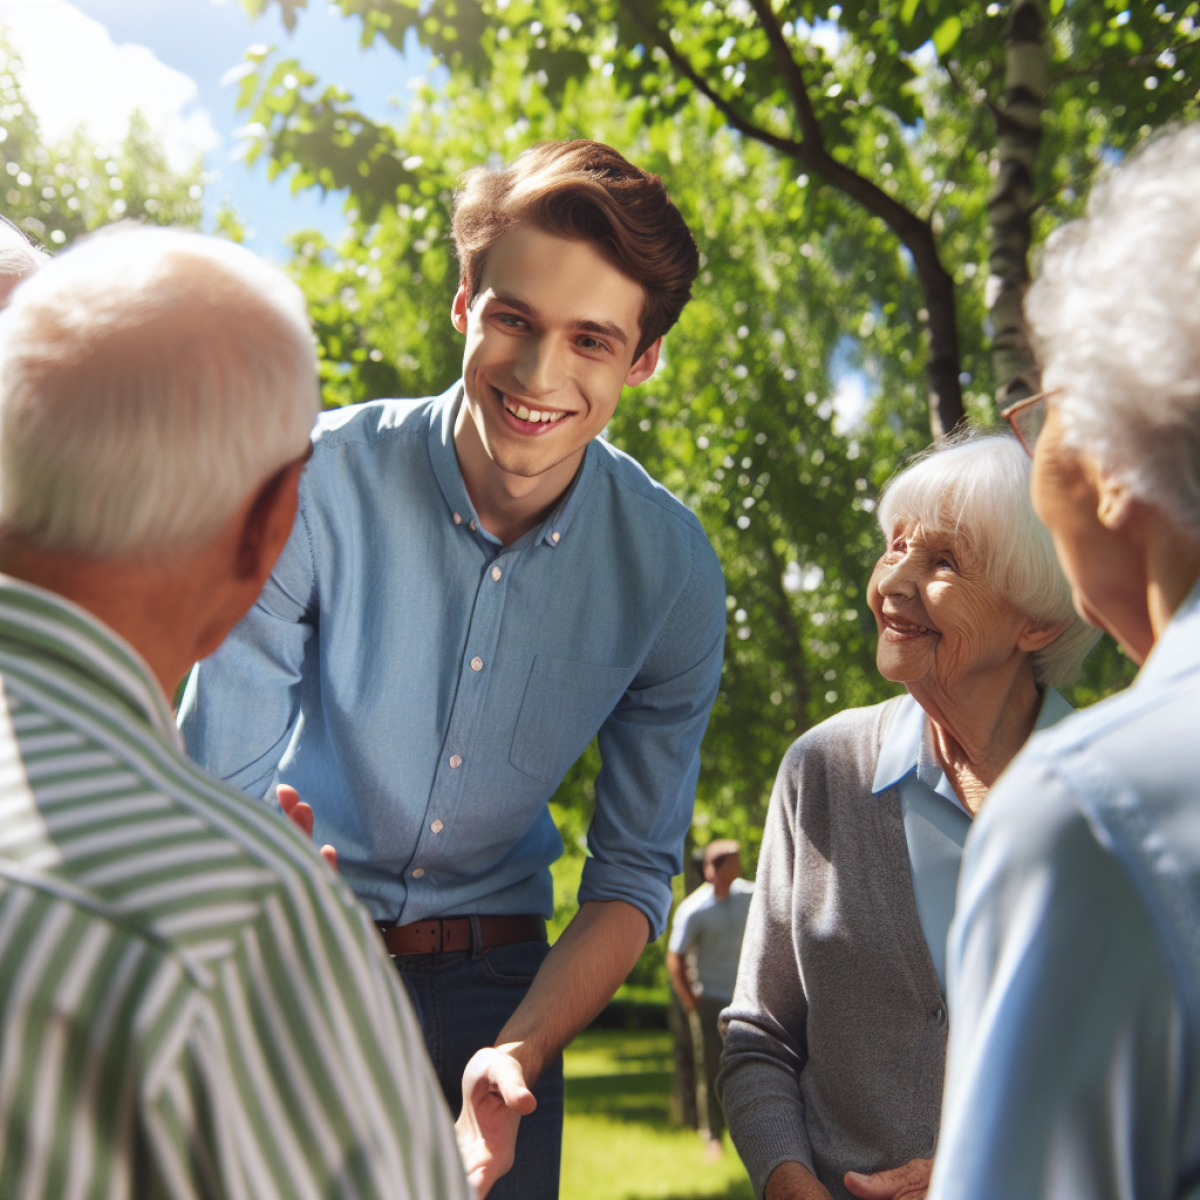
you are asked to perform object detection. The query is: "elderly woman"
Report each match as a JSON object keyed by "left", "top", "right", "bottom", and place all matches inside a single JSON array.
[
  {"left": 719, "top": 433, "right": 1098, "bottom": 1200},
  {"left": 930, "top": 127, "right": 1200, "bottom": 1200}
]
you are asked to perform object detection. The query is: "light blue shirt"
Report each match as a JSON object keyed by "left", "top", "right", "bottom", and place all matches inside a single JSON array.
[
  {"left": 668, "top": 877, "right": 756, "bottom": 1003},
  {"left": 179, "top": 386, "right": 726, "bottom": 936},
  {"left": 931, "top": 584, "right": 1200, "bottom": 1200},
  {"left": 872, "top": 689, "right": 1073, "bottom": 993}
]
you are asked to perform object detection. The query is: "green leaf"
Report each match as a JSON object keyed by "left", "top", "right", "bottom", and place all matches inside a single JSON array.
[
  {"left": 900, "top": 0, "right": 921, "bottom": 25},
  {"left": 932, "top": 14, "right": 962, "bottom": 55}
]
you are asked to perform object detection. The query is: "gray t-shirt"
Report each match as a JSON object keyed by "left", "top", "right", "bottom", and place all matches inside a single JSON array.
[{"left": 669, "top": 878, "right": 755, "bottom": 1003}]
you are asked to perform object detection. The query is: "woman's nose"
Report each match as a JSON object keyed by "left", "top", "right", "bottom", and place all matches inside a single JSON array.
[{"left": 877, "top": 555, "right": 917, "bottom": 597}]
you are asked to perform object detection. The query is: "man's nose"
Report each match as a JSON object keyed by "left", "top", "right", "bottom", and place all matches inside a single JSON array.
[{"left": 513, "top": 337, "right": 567, "bottom": 398}]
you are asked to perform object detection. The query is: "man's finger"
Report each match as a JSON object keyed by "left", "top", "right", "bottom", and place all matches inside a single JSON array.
[
  {"left": 486, "top": 1053, "right": 537, "bottom": 1115},
  {"left": 845, "top": 1159, "right": 932, "bottom": 1200},
  {"left": 320, "top": 844, "right": 339, "bottom": 872}
]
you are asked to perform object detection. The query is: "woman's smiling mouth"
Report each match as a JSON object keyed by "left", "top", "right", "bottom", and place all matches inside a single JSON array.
[{"left": 882, "top": 613, "right": 936, "bottom": 640}]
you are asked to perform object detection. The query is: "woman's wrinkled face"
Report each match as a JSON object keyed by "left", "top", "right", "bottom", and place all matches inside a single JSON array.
[{"left": 868, "top": 519, "right": 1033, "bottom": 695}]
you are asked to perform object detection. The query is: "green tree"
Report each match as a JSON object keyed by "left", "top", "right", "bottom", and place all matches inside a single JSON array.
[
  {"left": 0, "top": 42, "right": 205, "bottom": 247},
  {"left": 246, "top": 0, "right": 1199, "bottom": 432}
]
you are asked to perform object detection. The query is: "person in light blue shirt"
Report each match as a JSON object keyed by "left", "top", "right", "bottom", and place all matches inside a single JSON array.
[
  {"left": 719, "top": 434, "right": 1097, "bottom": 1200},
  {"left": 179, "top": 140, "right": 726, "bottom": 1200},
  {"left": 930, "top": 125, "right": 1200, "bottom": 1200}
]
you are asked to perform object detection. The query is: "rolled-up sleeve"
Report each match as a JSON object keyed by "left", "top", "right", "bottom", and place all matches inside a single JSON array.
[
  {"left": 179, "top": 483, "right": 317, "bottom": 799},
  {"left": 719, "top": 745, "right": 816, "bottom": 1198},
  {"left": 578, "top": 530, "right": 725, "bottom": 938}
]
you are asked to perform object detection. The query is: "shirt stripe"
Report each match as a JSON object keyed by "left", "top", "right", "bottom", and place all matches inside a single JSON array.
[{"left": 0, "top": 577, "right": 469, "bottom": 1200}]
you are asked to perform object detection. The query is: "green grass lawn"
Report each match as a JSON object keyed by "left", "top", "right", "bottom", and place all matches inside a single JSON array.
[{"left": 561, "top": 1029, "right": 755, "bottom": 1200}]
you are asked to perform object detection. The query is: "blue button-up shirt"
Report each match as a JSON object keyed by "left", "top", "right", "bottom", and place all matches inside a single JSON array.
[
  {"left": 872, "top": 689, "right": 1073, "bottom": 993},
  {"left": 930, "top": 586, "right": 1200, "bottom": 1200},
  {"left": 179, "top": 385, "right": 726, "bottom": 937}
]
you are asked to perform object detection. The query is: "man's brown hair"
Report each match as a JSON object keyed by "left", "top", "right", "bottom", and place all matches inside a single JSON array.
[{"left": 451, "top": 140, "right": 699, "bottom": 359}]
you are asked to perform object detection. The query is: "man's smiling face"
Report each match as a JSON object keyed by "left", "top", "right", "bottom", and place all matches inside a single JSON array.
[{"left": 452, "top": 223, "right": 659, "bottom": 485}]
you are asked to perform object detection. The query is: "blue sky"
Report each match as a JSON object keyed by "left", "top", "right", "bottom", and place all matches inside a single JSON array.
[{"left": 2, "top": 0, "right": 430, "bottom": 256}]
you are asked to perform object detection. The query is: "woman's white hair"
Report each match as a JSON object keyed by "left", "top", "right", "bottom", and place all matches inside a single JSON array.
[
  {"left": 878, "top": 433, "right": 1100, "bottom": 688},
  {"left": 0, "top": 223, "right": 319, "bottom": 558},
  {"left": 1026, "top": 123, "right": 1200, "bottom": 531}
]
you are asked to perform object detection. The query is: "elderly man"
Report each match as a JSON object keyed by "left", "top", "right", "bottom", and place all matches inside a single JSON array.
[
  {"left": 667, "top": 839, "right": 754, "bottom": 1158},
  {"left": 0, "top": 225, "right": 469, "bottom": 1199}
]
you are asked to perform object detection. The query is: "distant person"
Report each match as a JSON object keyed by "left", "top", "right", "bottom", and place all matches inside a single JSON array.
[
  {"left": 0, "top": 224, "right": 469, "bottom": 1199},
  {"left": 720, "top": 435, "right": 1097, "bottom": 1200},
  {"left": 181, "top": 140, "right": 726, "bottom": 1198},
  {"left": 930, "top": 125, "right": 1200, "bottom": 1200},
  {"left": 0, "top": 213, "right": 47, "bottom": 305},
  {"left": 668, "top": 838, "right": 755, "bottom": 1158}
]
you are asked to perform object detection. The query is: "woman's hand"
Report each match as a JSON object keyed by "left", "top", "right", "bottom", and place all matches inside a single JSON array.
[
  {"left": 764, "top": 1161, "right": 834, "bottom": 1200},
  {"left": 844, "top": 1158, "right": 932, "bottom": 1200}
]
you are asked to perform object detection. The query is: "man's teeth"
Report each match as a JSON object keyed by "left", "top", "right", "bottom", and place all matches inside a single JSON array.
[{"left": 504, "top": 399, "right": 567, "bottom": 424}]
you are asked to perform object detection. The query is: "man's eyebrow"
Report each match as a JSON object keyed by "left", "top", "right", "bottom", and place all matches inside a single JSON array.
[
  {"left": 569, "top": 318, "right": 629, "bottom": 347},
  {"left": 486, "top": 292, "right": 631, "bottom": 348}
]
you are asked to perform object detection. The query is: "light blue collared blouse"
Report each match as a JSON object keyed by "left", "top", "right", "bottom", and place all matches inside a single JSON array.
[
  {"left": 872, "top": 689, "right": 1073, "bottom": 993},
  {"left": 931, "top": 583, "right": 1200, "bottom": 1200}
]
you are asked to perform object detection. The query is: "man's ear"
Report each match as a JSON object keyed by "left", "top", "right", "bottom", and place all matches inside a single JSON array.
[
  {"left": 451, "top": 282, "right": 470, "bottom": 335},
  {"left": 625, "top": 337, "right": 662, "bottom": 388},
  {"left": 234, "top": 454, "right": 308, "bottom": 585},
  {"left": 1096, "top": 474, "right": 1135, "bottom": 531}
]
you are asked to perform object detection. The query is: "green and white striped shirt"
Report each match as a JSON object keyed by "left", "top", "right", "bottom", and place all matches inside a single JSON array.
[{"left": 0, "top": 577, "right": 470, "bottom": 1200}]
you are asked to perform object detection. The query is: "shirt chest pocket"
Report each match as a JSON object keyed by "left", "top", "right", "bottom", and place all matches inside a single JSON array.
[{"left": 509, "top": 654, "right": 632, "bottom": 785}]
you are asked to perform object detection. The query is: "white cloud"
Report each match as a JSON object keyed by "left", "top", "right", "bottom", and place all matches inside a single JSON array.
[{"left": 0, "top": 0, "right": 219, "bottom": 169}]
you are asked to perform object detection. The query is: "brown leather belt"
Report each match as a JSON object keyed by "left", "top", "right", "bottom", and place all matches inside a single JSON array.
[{"left": 375, "top": 914, "right": 547, "bottom": 957}]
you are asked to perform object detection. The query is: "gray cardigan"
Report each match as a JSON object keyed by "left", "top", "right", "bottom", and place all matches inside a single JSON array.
[{"left": 719, "top": 699, "right": 949, "bottom": 1200}]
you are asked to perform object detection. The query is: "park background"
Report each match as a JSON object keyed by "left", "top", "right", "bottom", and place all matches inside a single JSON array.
[{"left": 1, "top": 0, "right": 1196, "bottom": 1194}]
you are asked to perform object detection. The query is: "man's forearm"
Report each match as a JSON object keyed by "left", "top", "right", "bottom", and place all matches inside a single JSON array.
[
  {"left": 494, "top": 899, "right": 649, "bottom": 1083},
  {"left": 666, "top": 950, "right": 697, "bottom": 1011}
]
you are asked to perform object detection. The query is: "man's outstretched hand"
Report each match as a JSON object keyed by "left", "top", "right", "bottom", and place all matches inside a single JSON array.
[
  {"left": 455, "top": 1045, "right": 538, "bottom": 1198},
  {"left": 277, "top": 783, "right": 339, "bottom": 871}
]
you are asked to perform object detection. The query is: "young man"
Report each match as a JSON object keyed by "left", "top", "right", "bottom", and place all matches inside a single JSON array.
[
  {"left": 181, "top": 140, "right": 726, "bottom": 1198},
  {"left": 667, "top": 840, "right": 755, "bottom": 1158},
  {"left": 0, "top": 225, "right": 468, "bottom": 1199}
]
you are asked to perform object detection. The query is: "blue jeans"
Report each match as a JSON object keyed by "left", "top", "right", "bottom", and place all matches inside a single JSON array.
[{"left": 394, "top": 939, "right": 564, "bottom": 1200}]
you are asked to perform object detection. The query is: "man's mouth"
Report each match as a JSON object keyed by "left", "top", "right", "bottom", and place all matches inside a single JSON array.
[
  {"left": 499, "top": 391, "right": 570, "bottom": 428},
  {"left": 882, "top": 613, "right": 935, "bottom": 640}
]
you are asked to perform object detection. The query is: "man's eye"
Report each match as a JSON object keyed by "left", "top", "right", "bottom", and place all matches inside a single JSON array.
[
  {"left": 578, "top": 336, "right": 607, "bottom": 353},
  {"left": 498, "top": 314, "right": 526, "bottom": 329}
]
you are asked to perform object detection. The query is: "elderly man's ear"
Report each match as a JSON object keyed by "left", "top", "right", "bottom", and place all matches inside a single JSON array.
[{"left": 232, "top": 454, "right": 309, "bottom": 587}]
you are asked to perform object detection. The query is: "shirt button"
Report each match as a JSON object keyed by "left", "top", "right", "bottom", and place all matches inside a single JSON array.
[
  {"left": 470, "top": 656, "right": 484, "bottom": 672},
  {"left": 491, "top": 566, "right": 502, "bottom": 582},
  {"left": 469, "top": 520, "right": 477, "bottom": 532},
  {"left": 449, "top": 754, "right": 462, "bottom": 769},
  {"left": 430, "top": 819, "right": 444, "bottom": 834},
  {"left": 453, "top": 512, "right": 462, "bottom": 525},
  {"left": 412, "top": 867, "right": 425, "bottom": 878},
  {"left": 551, "top": 531, "right": 561, "bottom": 543}
]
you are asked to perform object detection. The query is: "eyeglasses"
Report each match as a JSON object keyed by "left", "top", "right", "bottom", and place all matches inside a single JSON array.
[
  {"left": 0, "top": 211, "right": 50, "bottom": 256},
  {"left": 1000, "top": 388, "right": 1061, "bottom": 457}
]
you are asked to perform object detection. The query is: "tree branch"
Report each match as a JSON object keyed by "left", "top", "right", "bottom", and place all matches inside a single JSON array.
[
  {"left": 745, "top": 0, "right": 823, "bottom": 147},
  {"left": 1050, "top": 37, "right": 1200, "bottom": 85}
]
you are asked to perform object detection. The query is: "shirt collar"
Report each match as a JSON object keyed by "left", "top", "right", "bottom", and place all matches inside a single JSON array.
[
  {"left": 1136, "top": 577, "right": 1200, "bottom": 692},
  {"left": 0, "top": 575, "right": 181, "bottom": 749},
  {"left": 872, "top": 687, "right": 1074, "bottom": 801},
  {"left": 426, "top": 382, "right": 599, "bottom": 551}
]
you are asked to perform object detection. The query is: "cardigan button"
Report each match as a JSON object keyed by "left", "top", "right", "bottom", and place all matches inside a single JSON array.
[{"left": 933, "top": 1005, "right": 946, "bottom": 1026}]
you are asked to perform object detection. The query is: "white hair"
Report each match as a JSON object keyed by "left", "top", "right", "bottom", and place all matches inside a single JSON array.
[
  {"left": 1026, "top": 123, "right": 1200, "bottom": 531},
  {"left": 0, "top": 220, "right": 48, "bottom": 306},
  {"left": 878, "top": 433, "right": 1100, "bottom": 688},
  {"left": 0, "top": 224, "right": 319, "bottom": 557}
]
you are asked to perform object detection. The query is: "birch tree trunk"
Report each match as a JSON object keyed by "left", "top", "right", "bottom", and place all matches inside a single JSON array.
[{"left": 988, "top": 0, "right": 1047, "bottom": 409}]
